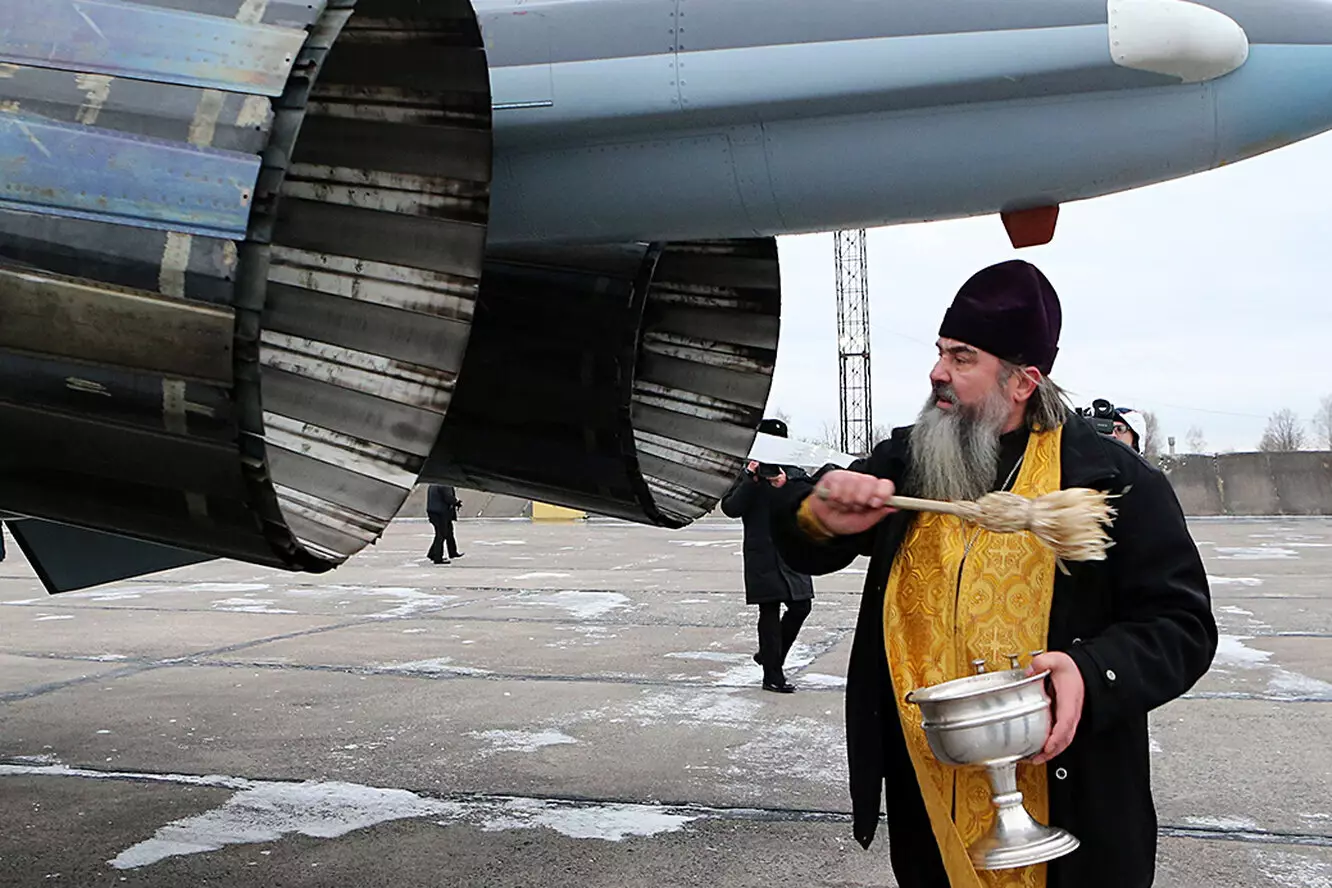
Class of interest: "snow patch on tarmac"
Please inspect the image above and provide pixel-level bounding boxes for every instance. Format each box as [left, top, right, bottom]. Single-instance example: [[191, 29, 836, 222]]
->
[[1253, 848, 1332, 888], [508, 590, 631, 619], [0, 763, 699, 870], [1211, 636, 1332, 699], [468, 729, 578, 754]]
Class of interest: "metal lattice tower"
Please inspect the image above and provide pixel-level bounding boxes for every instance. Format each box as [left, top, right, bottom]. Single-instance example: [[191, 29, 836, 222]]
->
[[834, 229, 873, 456]]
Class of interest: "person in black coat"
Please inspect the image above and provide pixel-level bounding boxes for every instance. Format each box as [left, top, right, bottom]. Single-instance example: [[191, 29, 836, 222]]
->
[[426, 484, 463, 564], [769, 260, 1216, 888], [722, 418, 815, 694]]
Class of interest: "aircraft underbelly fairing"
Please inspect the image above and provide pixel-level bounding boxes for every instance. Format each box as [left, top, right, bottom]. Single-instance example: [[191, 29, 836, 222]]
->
[[0, 0, 780, 592], [3, 0, 1332, 592]]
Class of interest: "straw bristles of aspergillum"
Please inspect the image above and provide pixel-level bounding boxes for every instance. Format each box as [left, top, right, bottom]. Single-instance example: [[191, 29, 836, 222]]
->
[[953, 488, 1119, 562]]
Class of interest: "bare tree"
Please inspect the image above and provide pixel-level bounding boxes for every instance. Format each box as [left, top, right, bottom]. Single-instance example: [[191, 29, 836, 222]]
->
[[1140, 410, 1162, 460], [798, 419, 841, 449], [1185, 426, 1207, 454], [1259, 408, 1307, 452], [1314, 395, 1332, 451], [797, 419, 886, 453]]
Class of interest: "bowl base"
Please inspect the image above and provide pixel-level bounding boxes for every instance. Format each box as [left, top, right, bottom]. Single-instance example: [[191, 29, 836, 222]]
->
[[969, 822, 1080, 870]]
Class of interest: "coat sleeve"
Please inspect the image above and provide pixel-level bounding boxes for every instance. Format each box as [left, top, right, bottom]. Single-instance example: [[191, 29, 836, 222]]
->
[[719, 472, 757, 518], [769, 438, 902, 576], [1065, 467, 1218, 736]]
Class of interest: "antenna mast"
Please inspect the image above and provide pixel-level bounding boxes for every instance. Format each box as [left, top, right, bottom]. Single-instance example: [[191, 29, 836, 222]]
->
[[834, 229, 873, 456]]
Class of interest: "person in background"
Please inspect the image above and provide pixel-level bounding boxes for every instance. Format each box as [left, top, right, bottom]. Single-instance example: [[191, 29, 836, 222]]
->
[[721, 418, 815, 694], [426, 484, 463, 564], [1112, 408, 1145, 453]]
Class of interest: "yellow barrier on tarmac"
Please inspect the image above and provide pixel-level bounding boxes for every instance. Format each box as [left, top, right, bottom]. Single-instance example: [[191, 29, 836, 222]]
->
[[531, 502, 587, 521]]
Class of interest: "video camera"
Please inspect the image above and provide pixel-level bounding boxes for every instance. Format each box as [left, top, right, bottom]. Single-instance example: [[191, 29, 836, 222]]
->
[[1076, 398, 1119, 436]]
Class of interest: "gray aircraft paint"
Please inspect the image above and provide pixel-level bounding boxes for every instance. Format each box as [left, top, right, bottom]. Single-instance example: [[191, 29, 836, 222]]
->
[[474, 0, 1111, 66], [476, 0, 1332, 68], [474, 1, 1332, 245], [474, 0, 1332, 67], [1195, 0, 1332, 44], [489, 82, 1219, 244], [488, 27, 1174, 141]]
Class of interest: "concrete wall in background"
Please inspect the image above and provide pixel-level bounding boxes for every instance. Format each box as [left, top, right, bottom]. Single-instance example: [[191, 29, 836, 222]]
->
[[1163, 452, 1332, 516]]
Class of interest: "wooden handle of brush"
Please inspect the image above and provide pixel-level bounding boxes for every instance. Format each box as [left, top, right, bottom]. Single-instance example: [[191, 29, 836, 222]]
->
[[883, 495, 973, 517]]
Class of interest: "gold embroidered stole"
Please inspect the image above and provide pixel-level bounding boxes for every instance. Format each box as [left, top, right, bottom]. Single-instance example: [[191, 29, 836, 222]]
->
[[883, 426, 1063, 888]]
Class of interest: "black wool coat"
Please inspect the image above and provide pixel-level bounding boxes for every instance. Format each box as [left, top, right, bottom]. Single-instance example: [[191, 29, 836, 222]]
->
[[721, 467, 816, 605], [769, 415, 1217, 888], [427, 485, 460, 522]]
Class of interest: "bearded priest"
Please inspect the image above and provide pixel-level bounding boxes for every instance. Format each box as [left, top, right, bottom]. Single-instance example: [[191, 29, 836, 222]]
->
[[770, 259, 1217, 888]]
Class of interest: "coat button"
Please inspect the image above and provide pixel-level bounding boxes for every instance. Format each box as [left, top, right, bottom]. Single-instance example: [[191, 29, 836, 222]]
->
[[1055, 767, 1068, 780], [1106, 669, 1117, 682]]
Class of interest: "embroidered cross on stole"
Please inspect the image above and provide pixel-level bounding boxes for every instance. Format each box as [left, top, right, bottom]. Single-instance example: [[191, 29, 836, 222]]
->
[[882, 426, 1063, 888]]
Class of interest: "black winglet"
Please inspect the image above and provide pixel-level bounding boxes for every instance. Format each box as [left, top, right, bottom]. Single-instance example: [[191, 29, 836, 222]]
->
[[6, 519, 214, 595]]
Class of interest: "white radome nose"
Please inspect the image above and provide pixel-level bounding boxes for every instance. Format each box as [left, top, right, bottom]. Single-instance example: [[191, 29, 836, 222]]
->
[[1108, 0, 1250, 83]]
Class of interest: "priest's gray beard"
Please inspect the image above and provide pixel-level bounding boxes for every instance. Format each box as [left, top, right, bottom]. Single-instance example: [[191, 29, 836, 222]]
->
[[906, 381, 1015, 501]]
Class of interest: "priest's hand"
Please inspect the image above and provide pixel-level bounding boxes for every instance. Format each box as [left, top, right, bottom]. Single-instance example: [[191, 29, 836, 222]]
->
[[1026, 651, 1084, 764], [807, 470, 897, 536]]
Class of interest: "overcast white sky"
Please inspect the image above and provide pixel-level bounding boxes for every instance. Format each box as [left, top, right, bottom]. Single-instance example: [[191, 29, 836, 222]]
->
[[766, 129, 1332, 454]]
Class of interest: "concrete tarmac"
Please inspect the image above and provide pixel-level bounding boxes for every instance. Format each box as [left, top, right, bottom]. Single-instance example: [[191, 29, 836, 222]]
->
[[1, 516, 1329, 887]]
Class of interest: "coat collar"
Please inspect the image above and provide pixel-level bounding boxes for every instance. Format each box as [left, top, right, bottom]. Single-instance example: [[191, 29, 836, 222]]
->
[[1059, 411, 1124, 489]]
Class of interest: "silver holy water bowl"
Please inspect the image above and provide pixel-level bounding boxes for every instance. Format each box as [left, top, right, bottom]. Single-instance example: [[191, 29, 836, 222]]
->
[[905, 655, 1080, 870]]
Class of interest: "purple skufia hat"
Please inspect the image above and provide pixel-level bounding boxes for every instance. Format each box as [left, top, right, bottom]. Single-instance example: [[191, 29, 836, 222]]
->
[[938, 260, 1062, 374]]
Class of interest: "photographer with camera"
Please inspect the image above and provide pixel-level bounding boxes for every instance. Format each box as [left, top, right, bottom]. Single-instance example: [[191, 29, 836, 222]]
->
[[1078, 398, 1144, 453], [721, 418, 815, 694], [1113, 410, 1145, 453]]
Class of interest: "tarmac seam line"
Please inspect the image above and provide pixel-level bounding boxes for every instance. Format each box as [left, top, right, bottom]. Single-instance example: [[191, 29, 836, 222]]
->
[[1158, 824, 1332, 848], [171, 658, 853, 691], [0, 617, 384, 703]]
